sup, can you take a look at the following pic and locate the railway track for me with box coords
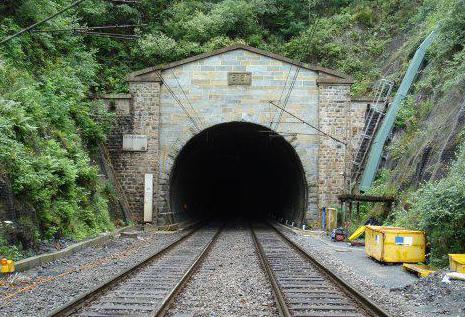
[49,221,390,317]
[251,223,391,317]
[49,224,222,317]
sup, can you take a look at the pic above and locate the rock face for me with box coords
[102,45,368,224]
[387,88,465,190]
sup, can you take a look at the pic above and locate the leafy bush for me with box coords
[0,2,115,248]
[392,142,465,266]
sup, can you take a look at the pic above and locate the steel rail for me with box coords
[250,224,292,317]
[48,223,203,317]
[153,226,223,317]
[269,222,392,317]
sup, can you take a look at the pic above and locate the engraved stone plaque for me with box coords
[228,72,252,86]
[123,134,148,151]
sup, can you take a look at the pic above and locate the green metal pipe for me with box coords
[359,28,438,192]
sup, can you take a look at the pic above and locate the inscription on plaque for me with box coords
[228,72,252,86]
[123,134,148,151]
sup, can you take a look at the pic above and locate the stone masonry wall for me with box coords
[318,83,352,209]
[157,49,320,221]
[103,47,362,223]
[105,82,160,221]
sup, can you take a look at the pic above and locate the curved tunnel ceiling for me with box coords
[169,122,307,223]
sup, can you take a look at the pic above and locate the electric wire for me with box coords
[75,31,139,39]
[32,24,146,33]
[157,73,201,132]
[0,0,88,45]
[170,69,204,129]
[273,66,300,130]
[269,101,346,145]
[271,65,293,127]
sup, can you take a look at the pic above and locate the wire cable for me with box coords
[32,24,146,33]
[0,0,88,45]
[273,66,300,130]
[170,70,204,129]
[157,73,201,132]
[269,101,346,145]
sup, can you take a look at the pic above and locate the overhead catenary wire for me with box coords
[278,65,293,105]
[170,69,204,129]
[270,65,293,127]
[157,72,202,132]
[73,31,139,40]
[32,24,146,33]
[273,66,300,130]
[269,101,346,146]
[0,0,88,45]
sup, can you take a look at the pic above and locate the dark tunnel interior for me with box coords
[169,122,307,223]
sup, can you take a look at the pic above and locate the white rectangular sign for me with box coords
[123,134,148,151]
[144,174,153,223]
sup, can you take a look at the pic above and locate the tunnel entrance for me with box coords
[169,122,307,223]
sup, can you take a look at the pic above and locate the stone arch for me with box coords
[157,121,310,225]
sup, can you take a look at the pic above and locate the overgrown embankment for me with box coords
[0,1,117,259]
[354,0,465,265]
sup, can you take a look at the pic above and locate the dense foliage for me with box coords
[392,141,465,266]
[0,1,115,256]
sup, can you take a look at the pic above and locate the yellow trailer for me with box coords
[365,226,425,263]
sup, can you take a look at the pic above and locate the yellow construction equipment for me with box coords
[402,263,435,278]
[348,225,366,241]
[1,258,15,273]
[449,254,465,273]
[365,226,425,263]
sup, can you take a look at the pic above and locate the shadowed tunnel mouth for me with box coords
[169,122,307,223]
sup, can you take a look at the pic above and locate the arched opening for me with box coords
[169,122,307,223]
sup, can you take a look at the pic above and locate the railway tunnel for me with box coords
[168,122,307,223]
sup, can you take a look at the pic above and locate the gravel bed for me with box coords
[393,270,465,316]
[0,228,187,317]
[167,222,278,317]
[277,224,465,317]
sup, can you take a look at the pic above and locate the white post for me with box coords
[144,174,153,223]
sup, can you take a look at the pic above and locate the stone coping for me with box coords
[15,225,135,272]
[128,44,353,82]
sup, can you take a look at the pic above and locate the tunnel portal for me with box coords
[169,122,307,223]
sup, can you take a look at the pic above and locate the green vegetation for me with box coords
[0,0,464,264]
[0,1,116,256]
[391,143,465,266]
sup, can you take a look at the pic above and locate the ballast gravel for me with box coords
[167,223,278,317]
[277,224,465,317]
[0,228,188,317]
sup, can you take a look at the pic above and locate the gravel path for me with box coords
[0,228,188,317]
[167,223,278,317]
[277,224,465,317]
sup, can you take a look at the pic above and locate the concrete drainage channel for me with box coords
[46,221,390,317]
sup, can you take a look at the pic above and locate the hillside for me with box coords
[0,0,464,264]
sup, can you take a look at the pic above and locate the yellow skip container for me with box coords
[449,254,465,273]
[365,226,425,263]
